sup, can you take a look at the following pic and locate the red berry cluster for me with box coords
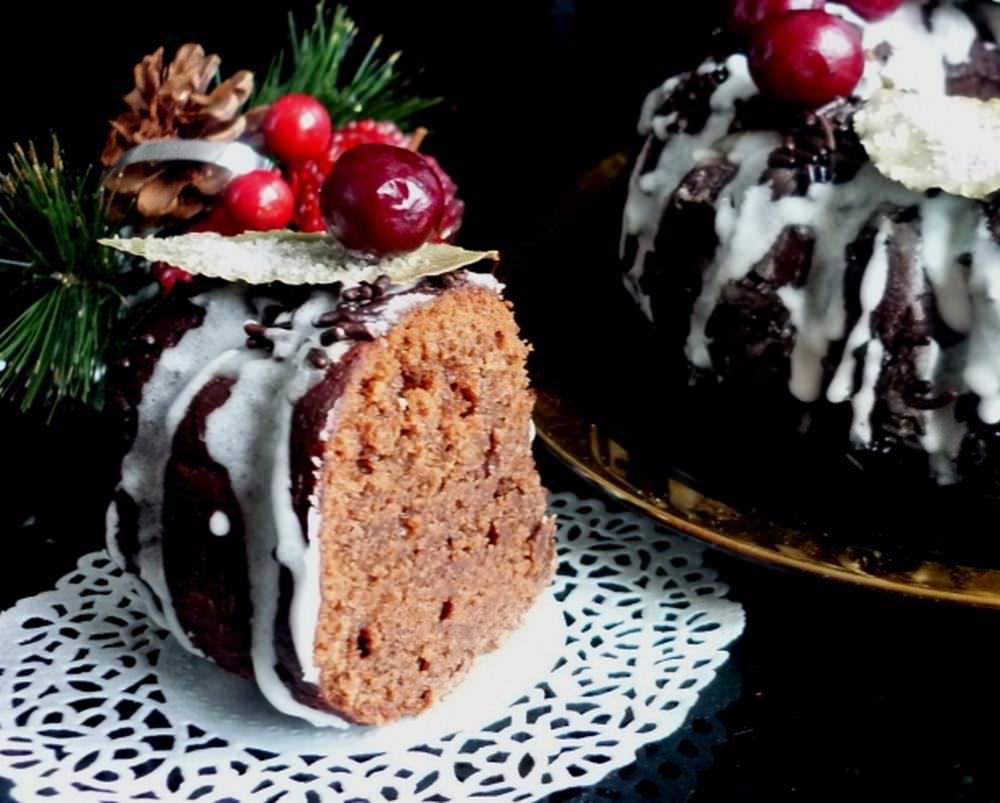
[184,94,463,245]
[728,0,904,107]
[287,159,330,233]
[283,119,412,234]
[159,93,467,294]
[329,119,411,163]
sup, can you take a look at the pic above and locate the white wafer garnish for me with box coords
[854,87,1000,200]
[99,231,498,286]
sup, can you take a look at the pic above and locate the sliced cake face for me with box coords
[107,271,555,727]
[621,1,1000,484]
[307,285,553,724]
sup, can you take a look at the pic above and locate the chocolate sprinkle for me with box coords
[320,322,374,345]
[314,309,343,328]
[307,347,330,369]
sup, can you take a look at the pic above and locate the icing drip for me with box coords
[199,292,344,726]
[966,221,1000,425]
[209,511,230,536]
[827,218,892,442]
[623,55,759,320]
[919,193,976,334]
[110,290,250,653]
[622,0,1000,482]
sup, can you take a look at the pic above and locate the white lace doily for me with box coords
[0,492,745,802]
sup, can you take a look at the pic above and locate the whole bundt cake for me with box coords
[621,0,1000,487]
[106,264,554,727]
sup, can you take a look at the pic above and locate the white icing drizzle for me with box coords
[966,221,1000,424]
[687,132,788,368]
[920,193,976,334]
[622,0,998,482]
[622,54,759,320]
[200,292,345,727]
[209,511,231,537]
[108,290,250,653]
[111,272,504,727]
[827,218,892,443]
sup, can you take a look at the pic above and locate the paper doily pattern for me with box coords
[0,492,745,802]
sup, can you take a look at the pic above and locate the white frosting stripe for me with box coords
[109,290,250,654]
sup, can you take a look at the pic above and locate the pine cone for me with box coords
[101,44,253,222]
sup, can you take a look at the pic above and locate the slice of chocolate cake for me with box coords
[105,257,554,726]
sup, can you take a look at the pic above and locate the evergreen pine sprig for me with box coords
[0,140,124,416]
[253,2,441,126]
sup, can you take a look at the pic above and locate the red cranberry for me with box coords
[223,170,295,231]
[262,94,333,163]
[843,0,904,20]
[727,0,825,33]
[749,10,864,107]
[188,204,242,236]
[320,144,444,255]
[151,263,194,296]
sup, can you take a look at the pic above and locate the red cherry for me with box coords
[151,262,194,296]
[749,10,864,107]
[223,170,295,231]
[188,204,242,236]
[320,144,444,255]
[262,94,333,162]
[727,0,825,33]
[843,0,903,20]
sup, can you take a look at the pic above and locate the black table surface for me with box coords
[4,2,1000,800]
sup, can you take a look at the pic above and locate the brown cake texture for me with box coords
[106,270,555,726]
[311,287,552,722]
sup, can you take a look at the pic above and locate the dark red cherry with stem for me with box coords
[727,0,825,33]
[843,0,904,20]
[749,10,864,107]
[223,170,295,231]
[320,144,444,255]
[262,94,333,162]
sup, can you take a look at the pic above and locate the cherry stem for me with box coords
[408,127,428,152]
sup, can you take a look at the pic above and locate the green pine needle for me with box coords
[253,3,441,126]
[0,140,124,417]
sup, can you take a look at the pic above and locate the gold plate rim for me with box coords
[534,387,1000,608]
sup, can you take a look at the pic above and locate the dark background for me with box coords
[6,3,1000,802]
[0,1,721,248]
